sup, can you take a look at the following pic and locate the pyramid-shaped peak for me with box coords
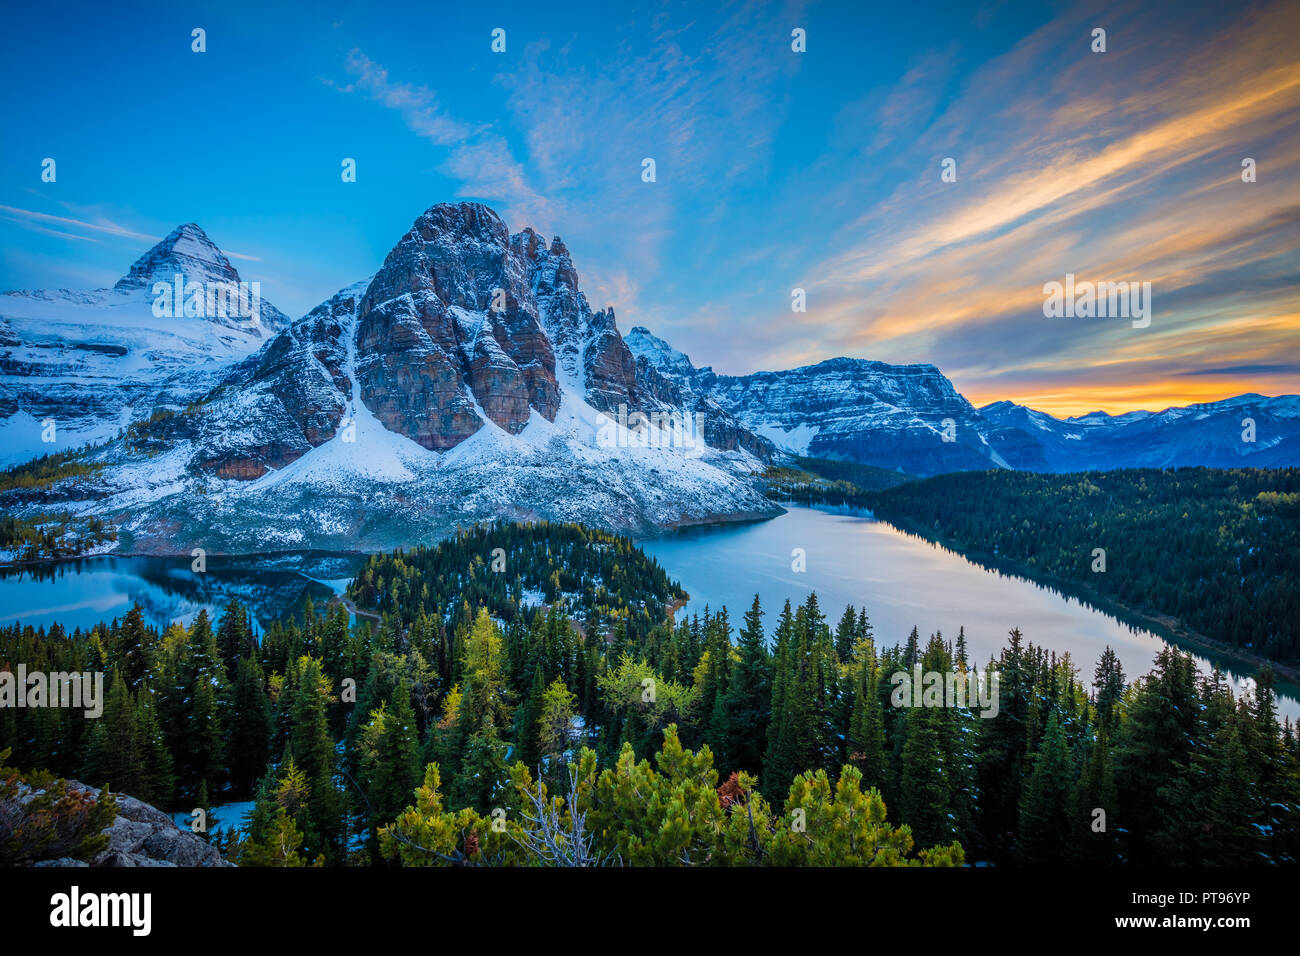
[114,223,239,291]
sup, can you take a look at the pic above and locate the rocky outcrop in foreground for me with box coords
[25,781,231,868]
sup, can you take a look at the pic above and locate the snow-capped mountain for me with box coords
[980,394,1300,471]
[11,203,778,555]
[0,224,289,466]
[627,328,1300,476]
[626,327,1045,475]
[6,201,1296,558]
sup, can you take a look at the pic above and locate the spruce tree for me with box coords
[227,654,272,799]
[537,677,578,770]
[724,595,771,775]
[1015,711,1074,865]
[358,688,421,857]
[846,627,888,795]
[1070,727,1121,865]
[1115,646,1198,864]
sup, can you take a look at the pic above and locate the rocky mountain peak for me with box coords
[114,222,240,291]
[353,201,646,451]
[625,326,698,377]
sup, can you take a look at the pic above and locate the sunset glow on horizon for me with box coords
[1,0,1296,416]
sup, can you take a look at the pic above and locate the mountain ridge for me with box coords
[2,200,1297,558]
[1,202,780,555]
[978,393,1300,471]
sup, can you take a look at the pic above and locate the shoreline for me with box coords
[7,502,1295,691]
[0,504,788,570]
[870,509,1300,688]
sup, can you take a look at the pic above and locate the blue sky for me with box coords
[2,0,1297,414]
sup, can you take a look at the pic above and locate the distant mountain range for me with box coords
[625,329,1299,475]
[1,200,1295,555]
[978,394,1300,471]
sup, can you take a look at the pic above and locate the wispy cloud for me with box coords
[0,204,263,262]
[0,204,155,241]
[330,1,806,319]
[331,48,560,231]
[724,0,1300,414]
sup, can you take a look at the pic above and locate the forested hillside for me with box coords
[866,468,1300,665]
[3,521,1298,866]
[347,521,685,644]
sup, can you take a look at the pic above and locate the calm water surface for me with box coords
[1,506,1294,719]
[639,506,1300,721]
[0,552,361,635]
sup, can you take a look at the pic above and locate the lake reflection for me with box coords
[0,552,363,634]
[640,506,1300,721]
[1,508,1294,721]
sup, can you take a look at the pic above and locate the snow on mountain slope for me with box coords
[980,393,1300,470]
[626,327,1045,475]
[8,204,779,555]
[0,225,290,466]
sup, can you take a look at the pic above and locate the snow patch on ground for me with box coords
[169,800,255,837]
[752,422,820,456]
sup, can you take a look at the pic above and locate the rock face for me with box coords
[25,781,231,868]
[626,327,1017,475]
[183,281,366,479]
[355,203,635,450]
[630,350,775,462]
[6,202,781,554]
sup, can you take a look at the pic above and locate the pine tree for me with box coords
[283,656,343,860]
[846,626,887,794]
[358,688,421,857]
[1115,646,1198,865]
[1196,715,1261,865]
[537,677,578,770]
[834,604,858,663]
[134,686,176,809]
[182,676,225,805]
[763,600,797,798]
[80,668,139,795]
[1070,727,1120,865]
[898,697,954,848]
[227,654,272,799]
[1093,645,1125,732]
[724,595,771,775]
[974,628,1030,861]
[513,666,547,770]
[452,722,510,814]
[116,605,152,690]
[1015,711,1074,864]
[215,601,253,677]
